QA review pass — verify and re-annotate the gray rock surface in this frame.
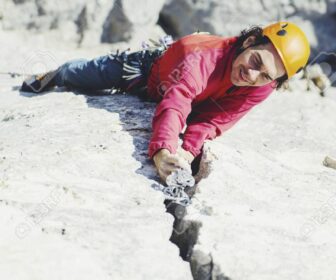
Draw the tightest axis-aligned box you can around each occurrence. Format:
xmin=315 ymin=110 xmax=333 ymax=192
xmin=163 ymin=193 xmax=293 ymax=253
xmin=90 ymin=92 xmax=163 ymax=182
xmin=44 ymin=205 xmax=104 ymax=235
xmin=1 ymin=0 xmax=336 ymax=53
xmin=186 ymin=88 xmax=336 ymax=280
xmin=0 ymin=32 xmax=192 ymax=280
xmin=0 ymin=0 xmax=166 ymax=46
xmin=0 ymin=76 xmax=193 ymax=280
xmin=1 ymin=1 xmax=336 ymax=279
xmin=159 ymin=0 xmax=336 ymax=54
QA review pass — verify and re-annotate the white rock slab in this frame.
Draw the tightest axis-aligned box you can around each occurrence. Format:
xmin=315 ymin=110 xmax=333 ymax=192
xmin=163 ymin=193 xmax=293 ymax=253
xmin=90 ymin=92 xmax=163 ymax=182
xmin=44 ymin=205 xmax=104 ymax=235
xmin=187 ymin=89 xmax=336 ymax=280
xmin=0 ymin=81 xmax=192 ymax=280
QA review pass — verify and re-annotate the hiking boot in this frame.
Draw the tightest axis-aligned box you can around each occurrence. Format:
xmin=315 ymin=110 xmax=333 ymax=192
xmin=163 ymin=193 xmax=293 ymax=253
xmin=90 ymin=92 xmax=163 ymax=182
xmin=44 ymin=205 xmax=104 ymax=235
xmin=20 ymin=70 xmax=58 ymax=93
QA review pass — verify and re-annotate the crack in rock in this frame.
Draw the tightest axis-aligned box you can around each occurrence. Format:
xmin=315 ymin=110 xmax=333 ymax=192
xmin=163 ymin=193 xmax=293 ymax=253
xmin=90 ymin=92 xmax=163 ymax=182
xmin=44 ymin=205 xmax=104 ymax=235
xmin=164 ymin=147 xmax=230 ymax=280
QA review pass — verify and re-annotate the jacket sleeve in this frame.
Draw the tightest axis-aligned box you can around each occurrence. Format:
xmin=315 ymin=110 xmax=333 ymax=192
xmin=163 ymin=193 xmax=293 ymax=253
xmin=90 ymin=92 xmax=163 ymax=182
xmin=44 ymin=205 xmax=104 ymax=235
xmin=148 ymin=77 xmax=198 ymax=159
xmin=148 ymin=50 xmax=217 ymax=159
xmin=182 ymin=88 xmax=274 ymax=157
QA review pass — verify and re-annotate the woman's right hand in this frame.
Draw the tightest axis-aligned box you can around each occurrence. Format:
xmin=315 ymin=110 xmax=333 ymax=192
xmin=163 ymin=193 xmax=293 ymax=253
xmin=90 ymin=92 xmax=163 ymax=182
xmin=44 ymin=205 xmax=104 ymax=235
xmin=153 ymin=149 xmax=191 ymax=182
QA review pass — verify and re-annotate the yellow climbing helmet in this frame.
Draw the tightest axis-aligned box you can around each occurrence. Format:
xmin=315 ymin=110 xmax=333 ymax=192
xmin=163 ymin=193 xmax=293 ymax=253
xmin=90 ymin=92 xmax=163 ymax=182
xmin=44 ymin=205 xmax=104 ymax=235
xmin=263 ymin=21 xmax=310 ymax=78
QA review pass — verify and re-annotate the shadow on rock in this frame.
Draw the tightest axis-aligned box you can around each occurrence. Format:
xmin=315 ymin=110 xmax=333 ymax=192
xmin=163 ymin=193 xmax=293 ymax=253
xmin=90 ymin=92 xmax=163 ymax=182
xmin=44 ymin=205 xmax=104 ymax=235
xmin=19 ymin=88 xmax=224 ymax=280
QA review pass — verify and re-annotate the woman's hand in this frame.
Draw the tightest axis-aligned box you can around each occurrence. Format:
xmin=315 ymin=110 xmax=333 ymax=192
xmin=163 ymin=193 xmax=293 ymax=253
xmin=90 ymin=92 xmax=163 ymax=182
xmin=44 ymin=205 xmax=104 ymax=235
xmin=176 ymin=146 xmax=195 ymax=165
xmin=153 ymin=148 xmax=191 ymax=182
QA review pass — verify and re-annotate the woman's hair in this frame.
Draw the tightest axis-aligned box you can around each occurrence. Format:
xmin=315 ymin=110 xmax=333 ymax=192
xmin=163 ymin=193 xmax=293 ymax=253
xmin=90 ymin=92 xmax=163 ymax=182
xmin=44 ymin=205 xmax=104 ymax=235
xmin=234 ymin=26 xmax=288 ymax=90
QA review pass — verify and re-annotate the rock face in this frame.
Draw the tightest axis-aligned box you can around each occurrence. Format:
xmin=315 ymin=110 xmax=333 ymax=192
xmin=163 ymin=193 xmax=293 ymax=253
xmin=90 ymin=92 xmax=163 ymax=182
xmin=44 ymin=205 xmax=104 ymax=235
xmin=0 ymin=0 xmax=166 ymax=46
xmin=1 ymin=0 xmax=336 ymax=53
xmin=185 ymin=87 xmax=336 ymax=280
xmin=0 ymin=76 xmax=192 ymax=280
xmin=0 ymin=32 xmax=192 ymax=280
xmin=1 ymin=1 xmax=336 ymax=280
xmin=159 ymin=0 xmax=336 ymax=54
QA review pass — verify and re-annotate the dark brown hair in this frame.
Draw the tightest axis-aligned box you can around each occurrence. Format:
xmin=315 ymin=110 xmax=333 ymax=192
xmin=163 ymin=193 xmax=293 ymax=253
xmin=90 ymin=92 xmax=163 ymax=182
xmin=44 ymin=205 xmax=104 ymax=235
xmin=234 ymin=26 xmax=288 ymax=90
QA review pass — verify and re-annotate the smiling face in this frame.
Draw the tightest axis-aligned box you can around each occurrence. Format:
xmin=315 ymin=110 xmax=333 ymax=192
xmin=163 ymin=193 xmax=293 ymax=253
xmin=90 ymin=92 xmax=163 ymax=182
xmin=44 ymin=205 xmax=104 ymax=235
xmin=230 ymin=36 xmax=287 ymax=87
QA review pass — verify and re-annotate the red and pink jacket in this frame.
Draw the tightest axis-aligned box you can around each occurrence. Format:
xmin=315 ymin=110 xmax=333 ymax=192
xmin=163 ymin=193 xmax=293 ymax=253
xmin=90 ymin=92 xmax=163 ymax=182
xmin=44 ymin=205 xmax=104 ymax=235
xmin=146 ymin=34 xmax=275 ymax=159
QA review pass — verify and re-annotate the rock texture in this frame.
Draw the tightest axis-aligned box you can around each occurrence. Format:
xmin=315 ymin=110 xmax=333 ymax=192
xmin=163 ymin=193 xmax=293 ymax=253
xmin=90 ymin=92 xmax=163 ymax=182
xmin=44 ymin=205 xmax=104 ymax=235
xmin=159 ymin=0 xmax=336 ymax=54
xmin=0 ymin=0 xmax=166 ymax=46
xmin=0 ymin=79 xmax=192 ymax=280
xmin=0 ymin=33 xmax=192 ymax=280
xmin=1 ymin=1 xmax=336 ymax=279
xmin=184 ymin=87 xmax=336 ymax=280
xmin=1 ymin=0 xmax=336 ymax=53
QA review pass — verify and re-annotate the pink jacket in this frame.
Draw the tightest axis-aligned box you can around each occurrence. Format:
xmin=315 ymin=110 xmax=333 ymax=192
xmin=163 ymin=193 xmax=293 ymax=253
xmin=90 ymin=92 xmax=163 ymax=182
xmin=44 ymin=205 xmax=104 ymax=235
xmin=146 ymin=34 xmax=275 ymax=158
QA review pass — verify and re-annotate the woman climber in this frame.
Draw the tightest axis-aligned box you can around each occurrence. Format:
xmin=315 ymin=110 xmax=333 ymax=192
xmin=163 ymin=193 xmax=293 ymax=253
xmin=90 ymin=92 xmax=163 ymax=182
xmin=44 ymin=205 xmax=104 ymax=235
xmin=20 ymin=21 xmax=311 ymax=182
